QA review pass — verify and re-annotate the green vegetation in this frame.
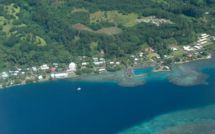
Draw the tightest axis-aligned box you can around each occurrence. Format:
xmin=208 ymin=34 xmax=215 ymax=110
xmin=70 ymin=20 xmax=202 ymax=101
xmin=0 ymin=0 xmax=215 ymax=70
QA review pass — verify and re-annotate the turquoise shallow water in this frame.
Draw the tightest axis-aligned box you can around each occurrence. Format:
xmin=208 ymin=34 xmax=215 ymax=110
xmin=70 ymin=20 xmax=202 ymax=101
xmin=0 ymin=59 xmax=214 ymax=134
xmin=133 ymin=67 xmax=153 ymax=75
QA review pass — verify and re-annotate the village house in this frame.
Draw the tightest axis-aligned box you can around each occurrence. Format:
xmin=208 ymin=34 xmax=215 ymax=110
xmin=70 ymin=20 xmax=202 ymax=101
xmin=21 ymin=72 xmax=25 ymax=75
xmin=94 ymin=61 xmax=105 ymax=66
xmin=98 ymin=68 xmax=106 ymax=73
xmin=40 ymin=64 xmax=49 ymax=70
xmin=109 ymin=61 xmax=115 ymax=65
xmin=116 ymin=62 xmax=120 ymax=65
xmin=99 ymin=58 xmax=105 ymax=61
xmin=81 ymin=62 xmax=88 ymax=66
xmin=38 ymin=75 xmax=43 ymax=80
xmin=93 ymin=58 xmax=106 ymax=66
xmin=51 ymin=73 xmax=68 ymax=79
xmin=139 ymin=52 xmax=144 ymax=57
xmin=170 ymin=47 xmax=178 ymax=51
xmin=1 ymin=72 xmax=9 ymax=79
xmin=145 ymin=47 xmax=155 ymax=53
xmin=68 ymin=62 xmax=77 ymax=72
xmin=194 ymin=45 xmax=202 ymax=50
xmin=32 ymin=67 xmax=37 ymax=72
xmin=13 ymin=71 xmax=19 ymax=76
xmin=183 ymin=46 xmax=194 ymax=51
xmin=93 ymin=57 xmax=99 ymax=62
xmin=134 ymin=58 xmax=139 ymax=61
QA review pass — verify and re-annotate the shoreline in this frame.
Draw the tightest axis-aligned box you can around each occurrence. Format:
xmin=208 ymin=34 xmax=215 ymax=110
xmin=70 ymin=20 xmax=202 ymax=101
xmin=0 ymin=56 xmax=214 ymax=90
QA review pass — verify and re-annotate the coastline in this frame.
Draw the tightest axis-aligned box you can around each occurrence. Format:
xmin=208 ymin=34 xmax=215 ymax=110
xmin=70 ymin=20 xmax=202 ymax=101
xmin=1 ymin=55 xmax=214 ymax=90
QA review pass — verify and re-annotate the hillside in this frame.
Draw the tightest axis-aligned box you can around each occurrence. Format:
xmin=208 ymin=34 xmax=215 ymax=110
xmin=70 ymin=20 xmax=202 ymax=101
xmin=0 ymin=0 xmax=215 ymax=70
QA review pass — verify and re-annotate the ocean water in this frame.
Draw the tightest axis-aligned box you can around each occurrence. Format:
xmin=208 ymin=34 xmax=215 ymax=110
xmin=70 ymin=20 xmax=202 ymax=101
xmin=0 ymin=65 xmax=214 ymax=134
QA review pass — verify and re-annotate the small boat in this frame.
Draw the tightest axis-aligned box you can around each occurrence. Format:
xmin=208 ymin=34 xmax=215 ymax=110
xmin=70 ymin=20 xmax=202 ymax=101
xmin=77 ymin=87 xmax=82 ymax=91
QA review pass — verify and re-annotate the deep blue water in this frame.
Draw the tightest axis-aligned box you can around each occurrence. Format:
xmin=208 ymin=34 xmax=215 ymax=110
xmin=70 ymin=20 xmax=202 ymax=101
xmin=0 ymin=69 xmax=215 ymax=134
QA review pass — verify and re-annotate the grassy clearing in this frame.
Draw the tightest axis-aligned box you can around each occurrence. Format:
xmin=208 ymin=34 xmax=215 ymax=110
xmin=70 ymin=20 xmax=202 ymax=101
xmin=90 ymin=11 xmax=138 ymax=27
xmin=34 ymin=36 xmax=47 ymax=46
xmin=96 ymin=27 xmax=122 ymax=35
xmin=108 ymin=11 xmax=138 ymax=27
xmin=0 ymin=4 xmax=25 ymax=36
xmin=72 ymin=23 xmax=93 ymax=32
xmin=73 ymin=23 xmax=122 ymax=35
xmin=151 ymin=0 xmax=169 ymax=5
xmin=4 ymin=3 xmax=20 ymax=19
xmin=0 ymin=16 xmax=13 ymax=35
xmin=90 ymin=41 xmax=98 ymax=50
xmin=71 ymin=8 xmax=88 ymax=13
xmin=90 ymin=10 xmax=172 ymax=27
xmin=90 ymin=11 xmax=106 ymax=23
xmin=20 ymin=33 xmax=47 ymax=47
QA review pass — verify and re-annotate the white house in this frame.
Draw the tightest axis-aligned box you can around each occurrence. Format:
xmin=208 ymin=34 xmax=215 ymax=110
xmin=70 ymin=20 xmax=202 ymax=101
xmin=171 ymin=47 xmax=178 ymax=51
xmin=134 ymin=58 xmax=139 ymax=61
xmin=94 ymin=61 xmax=105 ymax=66
xmin=194 ymin=45 xmax=202 ymax=50
xmin=201 ymin=33 xmax=209 ymax=38
xmin=81 ymin=62 xmax=88 ymax=66
xmin=38 ymin=75 xmax=43 ymax=80
xmin=93 ymin=57 xmax=99 ymax=61
xmin=199 ymin=41 xmax=207 ymax=45
xmin=139 ymin=52 xmax=144 ymax=57
xmin=2 ymin=72 xmax=9 ymax=79
xmin=98 ymin=68 xmax=106 ymax=73
xmin=116 ymin=62 xmax=120 ymax=65
xmin=109 ymin=61 xmax=115 ymax=65
xmin=99 ymin=58 xmax=105 ymax=61
xmin=51 ymin=73 xmax=68 ymax=79
xmin=21 ymin=72 xmax=25 ymax=75
xmin=197 ymin=38 xmax=207 ymax=43
xmin=183 ymin=46 xmax=194 ymax=51
xmin=40 ymin=64 xmax=49 ymax=70
xmin=32 ymin=67 xmax=37 ymax=72
xmin=68 ymin=62 xmax=77 ymax=72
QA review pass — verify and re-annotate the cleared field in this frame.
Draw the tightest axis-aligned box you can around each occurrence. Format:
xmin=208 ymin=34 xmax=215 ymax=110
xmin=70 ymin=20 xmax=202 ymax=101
xmin=73 ymin=23 xmax=122 ymax=35
xmin=90 ymin=11 xmax=138 ymax=27
xmin=96 ymin=27 xmax=122 ymax=35
xmin=0 ymin=4 xmax=24 ymax=36
xmin=71 ymin=8 xmax=88 ymax=13
xmin=90 ymin=10 xmax=172 ymax=27
xmin=34 ymin=36 xmax=47 ymax=47
xmin=20 ymin=33 xmax=47 ymax=47
xmin=4 ymin=3 xmax=20 ymax=19
xmin=72 ymin=23 xmax=93 ymax=32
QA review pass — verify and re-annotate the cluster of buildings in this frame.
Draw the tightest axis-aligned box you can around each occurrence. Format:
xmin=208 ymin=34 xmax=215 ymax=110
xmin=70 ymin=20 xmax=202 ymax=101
xmin=183 ymin=33 xmax=210 ymax=52
xmin=0 ymin=55 xmax=123 ymax=87
xmin=1 ymin=67 xmax=24 ymax=80
xmin=0 ymin=62 xmax=78 ymax=84
xmin=136 ymin=16 xmax=173 ymax=26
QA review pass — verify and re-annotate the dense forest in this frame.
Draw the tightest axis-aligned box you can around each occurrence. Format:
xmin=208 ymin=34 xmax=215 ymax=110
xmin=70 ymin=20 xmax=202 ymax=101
xmin=0 ymin=0 xmax=215 ymax=69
